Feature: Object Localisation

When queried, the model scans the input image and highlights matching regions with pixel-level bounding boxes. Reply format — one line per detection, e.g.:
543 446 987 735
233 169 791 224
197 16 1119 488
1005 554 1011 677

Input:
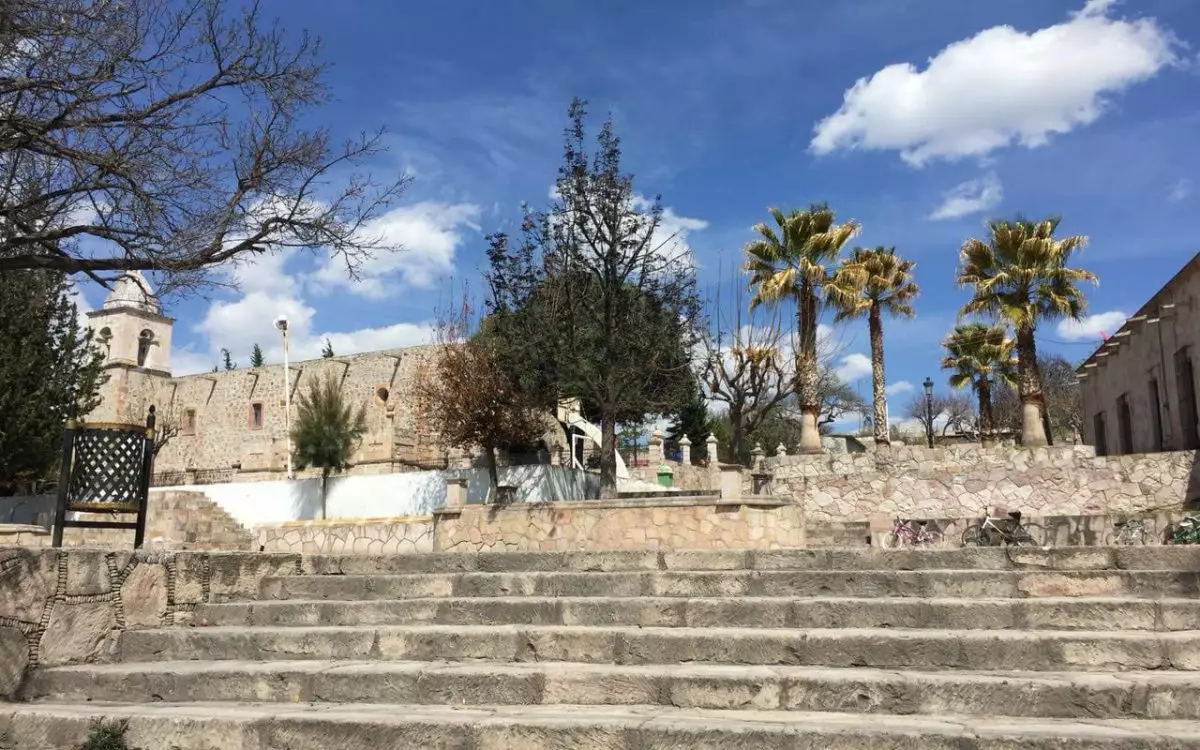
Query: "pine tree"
321 339 335 358
666 381 711 464
292 375 366 518
0 270 106 493
250 343 265 368
221 348 236 371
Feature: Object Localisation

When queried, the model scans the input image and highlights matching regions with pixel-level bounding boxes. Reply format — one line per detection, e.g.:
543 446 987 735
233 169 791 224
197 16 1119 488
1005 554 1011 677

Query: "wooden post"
51 417 77 548
134 405 157 549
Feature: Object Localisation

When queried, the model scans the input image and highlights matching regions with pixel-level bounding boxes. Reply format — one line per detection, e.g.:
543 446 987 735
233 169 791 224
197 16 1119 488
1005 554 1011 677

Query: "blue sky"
81 0 1200 413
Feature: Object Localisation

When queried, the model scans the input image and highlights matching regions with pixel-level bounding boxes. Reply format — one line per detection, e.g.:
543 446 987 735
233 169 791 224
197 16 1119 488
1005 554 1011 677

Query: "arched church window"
97 327 112 357
137 329 153 367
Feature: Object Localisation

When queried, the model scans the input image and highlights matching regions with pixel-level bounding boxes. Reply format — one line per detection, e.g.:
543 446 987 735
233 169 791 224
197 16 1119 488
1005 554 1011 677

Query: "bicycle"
961 507 1045 547
880 518 944 549
1163 516 1200 545
1104 518 1151 546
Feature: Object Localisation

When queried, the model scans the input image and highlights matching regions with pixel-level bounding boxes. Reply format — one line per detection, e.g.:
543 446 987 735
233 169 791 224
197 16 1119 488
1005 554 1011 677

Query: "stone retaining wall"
771 445 1200 523
0 548 299 697
432 496 805 553
255 517 435 555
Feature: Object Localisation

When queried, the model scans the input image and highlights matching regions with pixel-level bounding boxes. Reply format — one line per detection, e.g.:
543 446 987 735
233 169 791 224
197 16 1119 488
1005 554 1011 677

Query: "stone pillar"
706 434 719 466
649 428 664 464
679 435 692 465
444 477 468 510
718 464 742 500
751 443 766 472
776 443 788 458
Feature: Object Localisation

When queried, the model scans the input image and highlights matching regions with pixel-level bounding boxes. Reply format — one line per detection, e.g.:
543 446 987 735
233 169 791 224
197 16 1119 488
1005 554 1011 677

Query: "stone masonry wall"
433 498 805 553
256 518 435 555
771 444 1200 523
98 345 448 484
0 548 301 697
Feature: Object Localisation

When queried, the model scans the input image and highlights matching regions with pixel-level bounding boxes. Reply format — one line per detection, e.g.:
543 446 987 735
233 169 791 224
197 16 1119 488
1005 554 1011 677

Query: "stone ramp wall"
0 491 253 551
771 445 1200 523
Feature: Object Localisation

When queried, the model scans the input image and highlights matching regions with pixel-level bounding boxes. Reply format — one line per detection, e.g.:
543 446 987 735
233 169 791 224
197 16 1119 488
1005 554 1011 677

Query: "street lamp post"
275 316 294 479
923 377 935 449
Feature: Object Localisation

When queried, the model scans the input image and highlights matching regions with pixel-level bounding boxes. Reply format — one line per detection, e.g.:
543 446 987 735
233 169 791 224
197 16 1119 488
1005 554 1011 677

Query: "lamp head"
923 377 934 396
274 315 288 333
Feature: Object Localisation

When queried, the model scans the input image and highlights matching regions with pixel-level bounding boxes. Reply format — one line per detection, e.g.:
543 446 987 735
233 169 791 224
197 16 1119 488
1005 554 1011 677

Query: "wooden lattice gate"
51 406 157 548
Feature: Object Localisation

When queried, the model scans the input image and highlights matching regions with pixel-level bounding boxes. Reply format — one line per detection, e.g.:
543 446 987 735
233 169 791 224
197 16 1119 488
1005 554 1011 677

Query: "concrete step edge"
4 702 1200 748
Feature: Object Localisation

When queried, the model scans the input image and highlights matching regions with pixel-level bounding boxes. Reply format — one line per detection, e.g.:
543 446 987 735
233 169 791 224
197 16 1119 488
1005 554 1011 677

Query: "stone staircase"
6 546 1200 748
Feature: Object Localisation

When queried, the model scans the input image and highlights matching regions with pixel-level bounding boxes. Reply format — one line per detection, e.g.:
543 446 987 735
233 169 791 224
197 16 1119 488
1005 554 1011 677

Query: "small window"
250 402 264 429
98 327 112 341
182 409 197 436
137 329 153 367
376 386 390 403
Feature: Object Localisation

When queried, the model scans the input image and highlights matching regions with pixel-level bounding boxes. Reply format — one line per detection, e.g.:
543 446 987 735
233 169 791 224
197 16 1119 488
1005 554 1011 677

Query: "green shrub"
79 719 132 750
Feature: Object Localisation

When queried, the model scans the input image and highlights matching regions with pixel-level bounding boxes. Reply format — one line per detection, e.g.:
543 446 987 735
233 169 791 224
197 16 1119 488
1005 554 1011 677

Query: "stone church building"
86 273 452 485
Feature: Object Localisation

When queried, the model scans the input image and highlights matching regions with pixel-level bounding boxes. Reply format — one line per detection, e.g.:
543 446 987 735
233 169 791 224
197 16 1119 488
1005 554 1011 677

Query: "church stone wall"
92 346 448 483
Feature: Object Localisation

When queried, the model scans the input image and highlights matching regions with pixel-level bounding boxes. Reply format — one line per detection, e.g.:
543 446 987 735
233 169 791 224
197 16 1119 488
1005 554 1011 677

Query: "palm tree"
940 323 1016 447
745 204 860 454
957 217 1095 447
827 246 918 446
291 375 367 519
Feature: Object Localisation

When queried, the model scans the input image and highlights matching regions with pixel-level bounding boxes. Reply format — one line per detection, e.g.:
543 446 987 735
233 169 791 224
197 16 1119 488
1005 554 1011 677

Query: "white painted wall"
157 465 600 528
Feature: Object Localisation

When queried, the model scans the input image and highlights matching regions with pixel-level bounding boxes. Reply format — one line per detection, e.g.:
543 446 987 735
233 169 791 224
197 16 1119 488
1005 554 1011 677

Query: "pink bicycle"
880 518 944 548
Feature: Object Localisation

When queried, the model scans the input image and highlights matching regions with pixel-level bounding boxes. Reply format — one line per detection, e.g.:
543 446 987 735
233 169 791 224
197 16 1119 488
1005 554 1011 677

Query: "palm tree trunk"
796 286 822 454
868 305 888 446
1015 325 1048 447
729 405 745 465
978 377 996 447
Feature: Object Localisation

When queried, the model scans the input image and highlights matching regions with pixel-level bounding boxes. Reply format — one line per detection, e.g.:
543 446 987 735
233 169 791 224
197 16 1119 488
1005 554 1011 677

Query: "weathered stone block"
121 563 168 627
64 549 111 596
0 626 29 698
38 601 117 666
0 549 57 624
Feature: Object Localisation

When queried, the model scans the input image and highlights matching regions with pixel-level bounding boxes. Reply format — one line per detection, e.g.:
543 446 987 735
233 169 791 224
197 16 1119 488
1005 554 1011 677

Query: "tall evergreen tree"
322 339 335 358
0 270 105 494
483 99 701 497
250 343 265 368
221 348 236 371
666 382 711 464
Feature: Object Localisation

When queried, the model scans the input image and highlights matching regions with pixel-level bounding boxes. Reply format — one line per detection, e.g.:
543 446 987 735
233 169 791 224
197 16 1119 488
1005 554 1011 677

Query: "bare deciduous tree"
904 392 978 440
0 0 409 291
699 272 792 463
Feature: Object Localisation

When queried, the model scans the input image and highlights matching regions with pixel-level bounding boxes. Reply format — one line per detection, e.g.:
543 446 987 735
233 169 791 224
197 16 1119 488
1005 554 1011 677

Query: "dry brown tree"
416 300 546 497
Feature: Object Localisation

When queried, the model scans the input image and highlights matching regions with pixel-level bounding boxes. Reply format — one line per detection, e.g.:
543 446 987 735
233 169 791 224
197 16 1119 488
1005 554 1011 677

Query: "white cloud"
811 0 1181 165
312 201 481 299
929 173 1003 220
834 352 873 383
886 380 915 396
1168 178 1193 202
1055 310 1127 341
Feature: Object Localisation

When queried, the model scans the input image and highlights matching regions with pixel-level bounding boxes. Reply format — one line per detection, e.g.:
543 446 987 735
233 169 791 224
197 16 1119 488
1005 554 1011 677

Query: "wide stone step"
197 595 1200 631
260 569 1200 601
117 624 1200 671
5 702 1200 749
23 660 1200 720
297 546 1200 574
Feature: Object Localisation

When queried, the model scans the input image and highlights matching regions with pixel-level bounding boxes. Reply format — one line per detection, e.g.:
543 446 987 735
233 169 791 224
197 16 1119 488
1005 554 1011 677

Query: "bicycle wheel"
1103 530 1117 547
1013 523 1046 547
961 524 987 547
879 531 903 549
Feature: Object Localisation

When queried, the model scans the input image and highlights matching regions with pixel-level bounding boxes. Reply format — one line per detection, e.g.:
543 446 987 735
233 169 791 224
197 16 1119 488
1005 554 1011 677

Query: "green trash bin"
656 464 674 487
